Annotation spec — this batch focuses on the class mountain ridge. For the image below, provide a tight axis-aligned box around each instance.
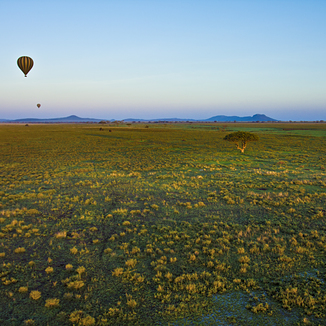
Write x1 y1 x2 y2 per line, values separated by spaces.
205 114 277 122
0 113 278 123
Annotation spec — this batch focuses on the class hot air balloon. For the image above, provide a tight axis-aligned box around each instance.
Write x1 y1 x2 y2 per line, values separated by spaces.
37 103 41 108
17 56 34 77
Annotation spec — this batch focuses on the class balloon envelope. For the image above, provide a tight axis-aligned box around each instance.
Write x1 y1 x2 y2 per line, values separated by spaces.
17 56 33 77
37 103 41 108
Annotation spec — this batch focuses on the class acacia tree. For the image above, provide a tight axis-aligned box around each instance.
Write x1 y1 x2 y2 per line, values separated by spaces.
223 131 259 153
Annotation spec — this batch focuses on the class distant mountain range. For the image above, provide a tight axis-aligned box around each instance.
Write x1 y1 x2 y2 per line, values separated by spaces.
206 114 277 122
0 114 278 123
125 114 277 122
0 115 103 123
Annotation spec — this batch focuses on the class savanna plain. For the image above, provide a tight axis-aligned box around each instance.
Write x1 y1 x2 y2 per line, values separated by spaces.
0 122 325 326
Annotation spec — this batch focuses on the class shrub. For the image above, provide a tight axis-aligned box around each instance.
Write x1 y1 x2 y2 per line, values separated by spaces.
30 291 41 300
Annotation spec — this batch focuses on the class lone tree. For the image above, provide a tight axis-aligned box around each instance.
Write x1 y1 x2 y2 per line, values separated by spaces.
223 131 259 153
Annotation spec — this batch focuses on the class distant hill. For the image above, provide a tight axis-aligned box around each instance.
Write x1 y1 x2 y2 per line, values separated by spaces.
10 115 106 123
1 114 278 123
124 114 277 122
205 114 277 122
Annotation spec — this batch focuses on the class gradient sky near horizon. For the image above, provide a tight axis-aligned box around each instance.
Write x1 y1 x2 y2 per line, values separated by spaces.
1 0 325 121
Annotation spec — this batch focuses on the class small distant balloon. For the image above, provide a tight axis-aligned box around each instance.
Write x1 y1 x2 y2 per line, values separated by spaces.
37 103 41 108
17 56 34 77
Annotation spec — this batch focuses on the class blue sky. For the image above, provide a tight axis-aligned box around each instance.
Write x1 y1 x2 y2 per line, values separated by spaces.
1 0 325 120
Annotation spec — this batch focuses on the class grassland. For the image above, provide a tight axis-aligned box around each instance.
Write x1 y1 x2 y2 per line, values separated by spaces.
0 122 325 326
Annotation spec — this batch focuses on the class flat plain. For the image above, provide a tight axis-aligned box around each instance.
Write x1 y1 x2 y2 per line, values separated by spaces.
0 122 325 325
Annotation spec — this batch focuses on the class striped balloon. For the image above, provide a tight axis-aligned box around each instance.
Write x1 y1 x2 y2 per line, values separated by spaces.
17 56 34 77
